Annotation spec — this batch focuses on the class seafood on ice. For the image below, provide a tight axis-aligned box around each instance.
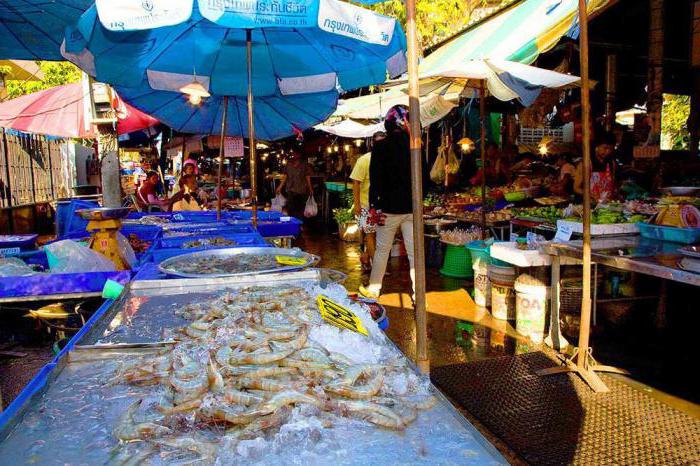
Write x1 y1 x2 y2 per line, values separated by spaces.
109 285 435 463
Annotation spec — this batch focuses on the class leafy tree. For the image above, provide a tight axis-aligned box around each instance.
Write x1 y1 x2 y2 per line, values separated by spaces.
372 0 512 51
661 94 690 151
1 61 81 100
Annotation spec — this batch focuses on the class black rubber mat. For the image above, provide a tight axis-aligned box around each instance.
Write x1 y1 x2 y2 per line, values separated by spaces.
431 352 700 465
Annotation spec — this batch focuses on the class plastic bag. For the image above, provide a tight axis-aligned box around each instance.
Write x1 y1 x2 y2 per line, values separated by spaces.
116 232 137 268
304 196 318 217
430 148 446 183
271 194 286 212
0 257 38 277
44 240 116 273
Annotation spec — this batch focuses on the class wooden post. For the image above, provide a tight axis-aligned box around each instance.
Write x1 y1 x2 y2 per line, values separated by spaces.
216 96 229 221
647 0 665 144
604 54 617 132
479 83 487 239
537 0 628 392
406 0 429 374
246 29 258 228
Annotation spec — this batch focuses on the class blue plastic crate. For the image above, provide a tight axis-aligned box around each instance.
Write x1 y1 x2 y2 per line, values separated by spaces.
156 232 264 249
150 234 269 263
59 199 100 238
161 223 256 237
0 363 57 431
0 234 38 253
227 209 282 221
637 222 700 244
256 217 303 237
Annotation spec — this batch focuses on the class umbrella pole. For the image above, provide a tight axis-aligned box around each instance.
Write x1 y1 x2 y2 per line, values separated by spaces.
406 0 429 374
217 96 229 220
536 0 621 392
246 29 258 229
479 82 487 239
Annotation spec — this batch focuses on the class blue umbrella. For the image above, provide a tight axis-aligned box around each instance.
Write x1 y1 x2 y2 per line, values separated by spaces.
0 0 91 60
115 81 338 141
62 0 407 219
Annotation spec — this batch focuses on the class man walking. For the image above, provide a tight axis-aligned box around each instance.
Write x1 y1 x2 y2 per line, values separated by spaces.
359 106 416 299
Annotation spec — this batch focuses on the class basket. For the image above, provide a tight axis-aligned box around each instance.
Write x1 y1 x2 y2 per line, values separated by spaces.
560 276 603 315
637 222 700 244
440 244 473 278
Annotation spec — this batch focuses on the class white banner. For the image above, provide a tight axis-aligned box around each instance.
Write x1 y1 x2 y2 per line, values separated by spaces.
318 0 395 46
199 0 318 28
96 0 193 31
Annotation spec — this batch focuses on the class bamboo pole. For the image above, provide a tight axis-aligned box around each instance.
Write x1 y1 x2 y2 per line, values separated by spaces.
479 83 487 239
247 29 258 229
216 96 229 220
406 0 429 373
577 0 594 373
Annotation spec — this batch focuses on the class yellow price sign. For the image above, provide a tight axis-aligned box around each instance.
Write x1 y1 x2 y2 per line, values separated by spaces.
275 255 307 266
317 295 368 336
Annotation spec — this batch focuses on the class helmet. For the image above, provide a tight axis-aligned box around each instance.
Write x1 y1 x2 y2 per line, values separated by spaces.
384 105 409 132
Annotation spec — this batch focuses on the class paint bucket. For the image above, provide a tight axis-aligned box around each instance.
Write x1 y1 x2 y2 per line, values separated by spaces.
489 263 516 320
473 259 491 307
514 274 549 343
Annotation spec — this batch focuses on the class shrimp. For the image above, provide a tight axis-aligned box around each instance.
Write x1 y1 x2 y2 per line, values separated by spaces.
248 390 322 416
237 377 287 392
224 388 265 406
334 400 405 430
157 398 202 415
207 357 224 394
232 365 297 378
228 347 295 365
325 366 384 399
154 434 218 462
113 400 172 442
199 404 257 425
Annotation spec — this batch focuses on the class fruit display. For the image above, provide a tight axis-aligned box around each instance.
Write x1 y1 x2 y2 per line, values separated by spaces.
511 206 564 223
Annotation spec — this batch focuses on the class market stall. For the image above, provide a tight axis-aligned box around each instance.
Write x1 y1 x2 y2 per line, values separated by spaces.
0 267 506 464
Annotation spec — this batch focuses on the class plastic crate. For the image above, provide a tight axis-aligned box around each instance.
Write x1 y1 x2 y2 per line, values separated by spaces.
227 210 283 221
161 223 256 237
0 234 38 252
59 199 100 238
637 222 700 244
256 217 303 237
156 232 266 249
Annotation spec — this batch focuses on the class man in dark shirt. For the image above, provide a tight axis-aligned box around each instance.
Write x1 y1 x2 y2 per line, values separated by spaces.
276 150 312 219
360 105 416 299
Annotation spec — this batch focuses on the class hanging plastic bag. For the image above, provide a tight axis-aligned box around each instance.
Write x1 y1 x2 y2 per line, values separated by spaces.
44 240 116 273
116 232 137 268
304 196 318 217
446 145 461 175
430 148 446 183
271 194 286 212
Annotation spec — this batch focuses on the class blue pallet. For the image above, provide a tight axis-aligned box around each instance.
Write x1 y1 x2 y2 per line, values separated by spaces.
156 232 264 249
256 217 303 237
150 236 269 263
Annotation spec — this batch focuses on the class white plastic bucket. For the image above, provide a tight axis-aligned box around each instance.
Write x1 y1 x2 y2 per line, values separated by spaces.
473 260 491 307
489 264 516 320
514 282 549 343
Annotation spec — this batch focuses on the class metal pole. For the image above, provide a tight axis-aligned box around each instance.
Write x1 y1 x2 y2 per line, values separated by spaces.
216 96 229 220
406 0 429 374
479 84 487 239
577 0 593 371
247 29 258 228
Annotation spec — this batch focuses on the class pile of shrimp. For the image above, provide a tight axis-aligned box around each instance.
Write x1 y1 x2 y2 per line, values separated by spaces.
109 285 435 464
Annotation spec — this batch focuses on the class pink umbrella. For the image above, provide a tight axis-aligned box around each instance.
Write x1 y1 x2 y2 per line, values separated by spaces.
0 82 158 138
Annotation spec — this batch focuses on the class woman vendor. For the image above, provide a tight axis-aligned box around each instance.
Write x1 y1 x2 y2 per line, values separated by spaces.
574 134 617 202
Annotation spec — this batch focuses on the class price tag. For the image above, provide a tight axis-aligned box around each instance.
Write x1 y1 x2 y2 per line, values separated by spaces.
275 255 307 266
554 224 573 243
317 295 368 336
0 247 20 257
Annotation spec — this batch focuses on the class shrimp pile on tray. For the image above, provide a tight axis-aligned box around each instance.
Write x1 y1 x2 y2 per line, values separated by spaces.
164 253 283 275
110 286 435 463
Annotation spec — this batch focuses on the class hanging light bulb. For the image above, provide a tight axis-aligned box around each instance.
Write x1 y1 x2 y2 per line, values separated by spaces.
458 137 474 153
333 145 339 153
180 80 210 106
343 144 350 151
326 147 332 154
354 139 362 147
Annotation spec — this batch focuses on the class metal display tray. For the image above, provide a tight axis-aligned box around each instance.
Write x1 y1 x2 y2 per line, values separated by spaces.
157 246 320 278
0 274 506 465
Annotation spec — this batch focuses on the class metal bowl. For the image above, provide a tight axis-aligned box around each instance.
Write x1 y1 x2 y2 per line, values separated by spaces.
75 207 131 221
659 186 700 196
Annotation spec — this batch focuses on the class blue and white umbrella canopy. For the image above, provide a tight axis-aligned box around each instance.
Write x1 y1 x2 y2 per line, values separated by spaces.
62 0 407 99
115 81 338 140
